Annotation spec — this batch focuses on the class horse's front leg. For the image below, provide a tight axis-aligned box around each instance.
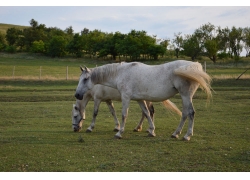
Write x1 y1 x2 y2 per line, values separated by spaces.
114 98 130 139
137 100 156 137
105 100 120 132
86 98 102 132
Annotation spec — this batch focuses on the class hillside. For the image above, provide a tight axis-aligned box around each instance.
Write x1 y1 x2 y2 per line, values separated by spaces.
0 23 29 34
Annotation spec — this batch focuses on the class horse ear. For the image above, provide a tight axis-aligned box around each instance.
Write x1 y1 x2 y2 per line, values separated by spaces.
84 66 90 72
80 66 84 72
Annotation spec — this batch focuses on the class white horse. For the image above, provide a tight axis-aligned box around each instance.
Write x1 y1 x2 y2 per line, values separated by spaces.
75 60 212 141
72 84 181 133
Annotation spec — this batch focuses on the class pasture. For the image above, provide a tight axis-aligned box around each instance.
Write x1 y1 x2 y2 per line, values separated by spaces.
0 53 250 172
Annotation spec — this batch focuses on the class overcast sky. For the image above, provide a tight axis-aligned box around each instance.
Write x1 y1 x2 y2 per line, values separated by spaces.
1 1 250 55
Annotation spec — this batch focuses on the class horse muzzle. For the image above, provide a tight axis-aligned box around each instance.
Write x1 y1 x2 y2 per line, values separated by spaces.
75 93 83 100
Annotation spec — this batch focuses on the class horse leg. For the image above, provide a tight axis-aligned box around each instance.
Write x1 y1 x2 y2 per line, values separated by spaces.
114 98 130 139
137 100 156 137
134 101 154 132
183 101 195 141
133 112 144 132
105 100 120 132
86 98 101 132
171 96 195 141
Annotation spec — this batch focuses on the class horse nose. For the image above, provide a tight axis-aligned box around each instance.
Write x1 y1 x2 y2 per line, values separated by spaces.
75 93 81 100
73 127 79 132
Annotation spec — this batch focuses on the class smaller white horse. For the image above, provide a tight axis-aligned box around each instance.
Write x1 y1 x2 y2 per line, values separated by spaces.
72 84 181 133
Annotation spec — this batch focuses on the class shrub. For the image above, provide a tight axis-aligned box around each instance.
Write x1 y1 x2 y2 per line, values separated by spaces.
31 40 45 53
5 45 16 53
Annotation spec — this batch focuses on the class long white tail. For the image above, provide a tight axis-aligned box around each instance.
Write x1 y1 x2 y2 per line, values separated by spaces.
174 62 212 101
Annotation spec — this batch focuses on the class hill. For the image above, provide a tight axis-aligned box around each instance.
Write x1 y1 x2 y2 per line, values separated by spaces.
0 23 29 34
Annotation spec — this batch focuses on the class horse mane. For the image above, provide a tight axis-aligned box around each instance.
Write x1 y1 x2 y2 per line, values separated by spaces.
91 63 122 84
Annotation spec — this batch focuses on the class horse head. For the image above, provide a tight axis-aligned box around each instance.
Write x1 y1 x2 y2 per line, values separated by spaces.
75 66 93 100
72 104 84 132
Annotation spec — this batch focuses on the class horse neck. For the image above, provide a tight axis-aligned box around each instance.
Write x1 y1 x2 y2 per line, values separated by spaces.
91 64 118 88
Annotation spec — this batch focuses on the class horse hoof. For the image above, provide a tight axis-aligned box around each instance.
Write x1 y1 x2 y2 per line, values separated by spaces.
113 128 120 132
86 129 92 133
183 137 191 141
114 135 122 139
133 128 142 132
171 134 179 138
147 133 156 137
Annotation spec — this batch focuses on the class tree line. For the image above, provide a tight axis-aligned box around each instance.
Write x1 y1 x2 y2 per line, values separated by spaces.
0 19 250 63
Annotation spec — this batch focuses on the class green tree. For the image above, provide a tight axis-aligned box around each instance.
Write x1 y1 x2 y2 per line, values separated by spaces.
6 27 21 46
148 44 166 60
67 33 84 57
243 27 250 57
229 26 243 59
23 19 47 51
0 32 7 51
182 34 203 60
204 39 219 63
31 40 45 53
46 35 67 57
172 32 183 58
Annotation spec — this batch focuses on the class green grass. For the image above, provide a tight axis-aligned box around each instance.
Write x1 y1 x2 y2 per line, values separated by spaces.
0 53 250 172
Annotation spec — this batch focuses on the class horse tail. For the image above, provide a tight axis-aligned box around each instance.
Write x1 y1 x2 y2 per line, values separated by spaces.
174 62 212 101
162 100 182 116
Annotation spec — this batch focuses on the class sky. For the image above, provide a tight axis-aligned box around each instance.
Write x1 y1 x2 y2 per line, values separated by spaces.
1 1 250 55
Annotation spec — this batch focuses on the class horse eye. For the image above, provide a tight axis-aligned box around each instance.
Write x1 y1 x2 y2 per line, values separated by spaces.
83 78 88 83
74 115 77 118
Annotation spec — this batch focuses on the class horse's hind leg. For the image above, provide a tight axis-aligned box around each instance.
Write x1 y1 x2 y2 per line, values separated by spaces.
171 96 195 141
134 101 154 132
133 113 144 132
136 100 156 137
105 100 120 132
86 98 102 132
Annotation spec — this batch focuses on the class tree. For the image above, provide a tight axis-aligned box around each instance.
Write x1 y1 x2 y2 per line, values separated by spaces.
0 32 7 51
182 34 203 60
243 27 250 57
229 26 243 59
148 44 166 60
22 19 47 51
67 33 84 57
172 32 183 58
204 39 219 63
6 27 21 46
46 36 67 57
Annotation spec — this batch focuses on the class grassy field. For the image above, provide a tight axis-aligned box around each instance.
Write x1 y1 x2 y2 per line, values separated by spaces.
0 53 250 172
0 23 28 34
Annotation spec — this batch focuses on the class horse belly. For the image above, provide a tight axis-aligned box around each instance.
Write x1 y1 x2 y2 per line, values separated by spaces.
131 85 177 102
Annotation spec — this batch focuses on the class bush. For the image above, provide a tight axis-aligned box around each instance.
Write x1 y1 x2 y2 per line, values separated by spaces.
31 40 45 53
5 45 16 53
217 52 229 59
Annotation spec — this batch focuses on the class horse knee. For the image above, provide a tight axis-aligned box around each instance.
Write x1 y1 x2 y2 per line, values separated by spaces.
189 109 195 119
